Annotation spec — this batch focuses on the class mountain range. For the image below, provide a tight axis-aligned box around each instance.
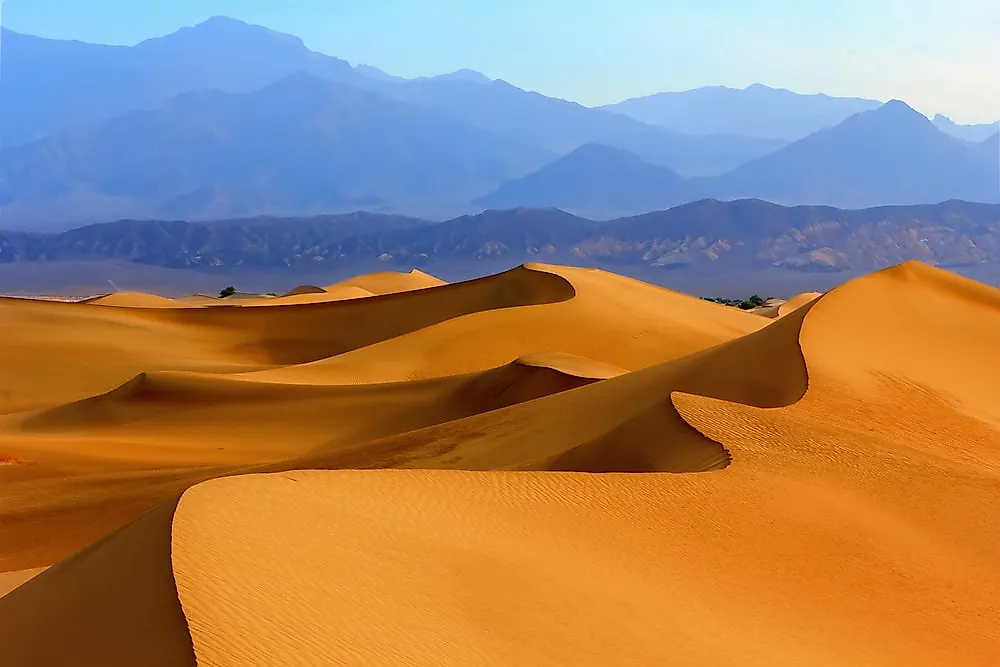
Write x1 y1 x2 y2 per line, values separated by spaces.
0 16 997 229
4 200 999 280
477 102 998 215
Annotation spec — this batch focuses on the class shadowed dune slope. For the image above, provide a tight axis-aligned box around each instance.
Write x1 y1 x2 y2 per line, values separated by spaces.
282 284 327 297
0 498 195 667
248 285 375 305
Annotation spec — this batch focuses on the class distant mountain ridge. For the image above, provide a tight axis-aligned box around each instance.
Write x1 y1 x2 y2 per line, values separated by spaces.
933 115 1000 143
0 17 392 146
708 100 999 208
602 84 881 141
4 200 1000 277
0 16 781 177
478 101 999 213
603 83 996 142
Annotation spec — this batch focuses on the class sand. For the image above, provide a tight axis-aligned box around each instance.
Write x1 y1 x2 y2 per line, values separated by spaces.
1 260 998 665
327 268 447 295
751 290 823 318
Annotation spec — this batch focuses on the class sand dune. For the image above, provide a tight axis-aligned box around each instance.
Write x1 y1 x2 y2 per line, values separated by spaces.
1 260 999 665
327 268 447 295
81 291 199 308
752 290 823 318
282 284 327 297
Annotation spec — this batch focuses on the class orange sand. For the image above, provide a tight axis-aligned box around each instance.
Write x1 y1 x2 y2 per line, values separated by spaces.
1 261 998 665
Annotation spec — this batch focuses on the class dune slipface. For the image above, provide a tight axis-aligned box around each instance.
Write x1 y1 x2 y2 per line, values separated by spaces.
1 261 999 665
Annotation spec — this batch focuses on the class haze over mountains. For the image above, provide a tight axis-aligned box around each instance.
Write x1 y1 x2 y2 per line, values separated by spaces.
0 16 997 229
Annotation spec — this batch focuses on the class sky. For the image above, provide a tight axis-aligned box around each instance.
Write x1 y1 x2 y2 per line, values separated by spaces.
2 0 998 123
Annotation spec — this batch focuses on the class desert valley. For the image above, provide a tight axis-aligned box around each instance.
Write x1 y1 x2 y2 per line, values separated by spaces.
1 260 999 665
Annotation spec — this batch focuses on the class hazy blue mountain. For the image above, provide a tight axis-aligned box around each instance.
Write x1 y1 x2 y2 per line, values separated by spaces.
710 101 1000 208
1 18 781 177
933 115 1000 143
0 16 389 146
420 69 494 84
385 78 784 176
0 74 551 227
475 144 700 217
977 133 999 159
602 84 882 141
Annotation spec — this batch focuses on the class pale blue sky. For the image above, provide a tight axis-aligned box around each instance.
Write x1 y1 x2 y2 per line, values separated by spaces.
2 0 998 123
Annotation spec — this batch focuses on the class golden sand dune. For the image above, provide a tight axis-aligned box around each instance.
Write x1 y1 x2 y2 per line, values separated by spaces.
1 260 999 665
752 290 823 318
80 291 200 308
282 284 327 297
327 268 447 295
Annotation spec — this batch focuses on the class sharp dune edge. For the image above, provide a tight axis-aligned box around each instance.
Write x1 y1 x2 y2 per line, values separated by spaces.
1 261 999 665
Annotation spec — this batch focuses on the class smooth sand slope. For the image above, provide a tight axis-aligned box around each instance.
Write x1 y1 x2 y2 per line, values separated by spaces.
751 290 823 318
327 268 447 295
1 261 998 665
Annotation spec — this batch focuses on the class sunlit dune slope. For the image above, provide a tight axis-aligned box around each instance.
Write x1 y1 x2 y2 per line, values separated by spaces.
326 268 447 295
752 290 823 318
777 290 823 316
80 292 200 308
4 457 998 666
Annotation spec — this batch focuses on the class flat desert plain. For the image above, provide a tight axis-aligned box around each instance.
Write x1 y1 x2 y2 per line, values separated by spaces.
1 261 998 666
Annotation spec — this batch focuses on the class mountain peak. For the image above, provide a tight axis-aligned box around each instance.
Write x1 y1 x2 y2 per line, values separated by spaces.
430 69 493 84
199 15 250 28
141 15 305 50
566 143 641 160
880 99 924 117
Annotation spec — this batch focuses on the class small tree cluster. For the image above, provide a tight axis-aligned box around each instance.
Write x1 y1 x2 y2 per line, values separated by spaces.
703 294 769 310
